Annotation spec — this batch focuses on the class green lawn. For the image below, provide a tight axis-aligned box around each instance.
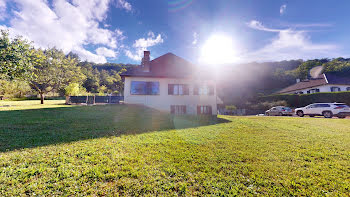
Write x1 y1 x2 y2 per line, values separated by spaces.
0 101 349 196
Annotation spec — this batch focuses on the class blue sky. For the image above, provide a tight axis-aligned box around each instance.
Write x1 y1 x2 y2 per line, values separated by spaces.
0 0 349 64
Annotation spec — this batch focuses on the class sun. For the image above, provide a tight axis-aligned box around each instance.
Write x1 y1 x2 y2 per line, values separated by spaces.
199 34 239 65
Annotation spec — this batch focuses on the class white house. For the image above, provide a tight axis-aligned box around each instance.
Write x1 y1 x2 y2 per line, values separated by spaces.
278 73 350 94
121 51 220 115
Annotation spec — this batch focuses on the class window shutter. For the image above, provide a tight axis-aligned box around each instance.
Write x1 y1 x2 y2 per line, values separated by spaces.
209 85 214 95
208 106 212 115
168 84 173 95
197 106 201 114
171 105 175 114
194 85 199 95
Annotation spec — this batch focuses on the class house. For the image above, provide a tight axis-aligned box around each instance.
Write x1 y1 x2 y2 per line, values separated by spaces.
278 73 350 94
121 51 219 115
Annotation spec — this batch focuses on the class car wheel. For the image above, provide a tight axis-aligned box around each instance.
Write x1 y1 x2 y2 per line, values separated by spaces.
297 110 304 117
323 111 333 118
279 112 283 116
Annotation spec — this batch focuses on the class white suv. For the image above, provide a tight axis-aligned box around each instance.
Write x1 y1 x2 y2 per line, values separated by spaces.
295 103 350 118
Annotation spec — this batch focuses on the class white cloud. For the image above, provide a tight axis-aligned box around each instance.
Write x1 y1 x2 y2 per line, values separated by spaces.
125 32 164 61
247 20 281 32
73 47 107 63
280 4 287 15
96 47 116 58
0 0 7 20
116 0 132 12
192 32 198 45
1 0 123 63
245 20 339 62
115 28 126 40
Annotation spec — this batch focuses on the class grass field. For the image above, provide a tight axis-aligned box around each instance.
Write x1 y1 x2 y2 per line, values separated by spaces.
0 100 349 196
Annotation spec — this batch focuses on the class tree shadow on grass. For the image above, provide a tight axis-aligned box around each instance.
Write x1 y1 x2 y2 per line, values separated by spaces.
0 104 230 152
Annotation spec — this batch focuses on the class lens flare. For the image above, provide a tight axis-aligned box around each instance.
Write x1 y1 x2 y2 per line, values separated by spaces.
168 0 194 12
199 34 239 65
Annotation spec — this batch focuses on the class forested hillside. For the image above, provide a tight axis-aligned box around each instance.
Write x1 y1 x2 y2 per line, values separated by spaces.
217 58 350 106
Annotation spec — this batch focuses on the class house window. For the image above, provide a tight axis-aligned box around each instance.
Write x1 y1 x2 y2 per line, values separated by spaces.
307 89 320 94
130 81 159 95
197 105 212 115
330 87 341 92
168 84 189 95
171 105 186 114
193 84 214 95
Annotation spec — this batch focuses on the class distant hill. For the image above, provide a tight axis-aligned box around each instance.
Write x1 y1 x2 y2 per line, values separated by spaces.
216 57 350 106
78 62 138 72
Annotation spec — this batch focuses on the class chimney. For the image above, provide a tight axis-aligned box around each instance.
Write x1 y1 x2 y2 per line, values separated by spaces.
296 78 301 83
141 51 150 72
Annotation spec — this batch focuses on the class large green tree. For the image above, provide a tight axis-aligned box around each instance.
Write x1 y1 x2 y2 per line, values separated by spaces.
0 30 35 79
29 48 86 104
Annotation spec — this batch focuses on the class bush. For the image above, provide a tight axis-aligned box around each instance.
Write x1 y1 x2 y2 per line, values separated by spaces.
249 100 288 110
65 83 87 96
0 79 33 98
257 91 350 107
225 105 237 111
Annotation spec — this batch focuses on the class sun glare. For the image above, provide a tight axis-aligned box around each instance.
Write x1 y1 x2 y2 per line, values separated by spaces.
199 34 239 65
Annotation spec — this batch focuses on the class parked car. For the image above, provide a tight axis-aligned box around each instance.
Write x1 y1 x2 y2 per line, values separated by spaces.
295 103 350 118
265 106 293 116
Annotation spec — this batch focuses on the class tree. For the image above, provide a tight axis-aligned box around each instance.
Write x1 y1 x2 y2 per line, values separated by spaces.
79 62 125 95
65 83 87 96
29 48 86 104
294 59 329 79
0 30 35 79
97 85 107 95
80 65 100 93
0 79 32 98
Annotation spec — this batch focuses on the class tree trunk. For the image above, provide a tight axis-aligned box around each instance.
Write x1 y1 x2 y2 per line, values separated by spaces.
40 93 44 104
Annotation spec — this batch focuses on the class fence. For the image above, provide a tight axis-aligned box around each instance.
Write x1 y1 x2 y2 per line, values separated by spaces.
66 96 124 105
218 109 266 116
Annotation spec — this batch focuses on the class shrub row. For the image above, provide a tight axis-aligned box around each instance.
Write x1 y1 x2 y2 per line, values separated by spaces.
257 91 350 108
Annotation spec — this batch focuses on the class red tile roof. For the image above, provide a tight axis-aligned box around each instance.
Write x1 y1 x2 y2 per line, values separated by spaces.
278 75 327 94
121 53 212 79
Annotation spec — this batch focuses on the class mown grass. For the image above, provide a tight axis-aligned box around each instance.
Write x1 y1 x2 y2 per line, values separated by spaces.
0 100 349 196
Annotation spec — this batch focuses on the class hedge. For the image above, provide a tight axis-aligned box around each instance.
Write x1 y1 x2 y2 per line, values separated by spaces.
257 91 350 108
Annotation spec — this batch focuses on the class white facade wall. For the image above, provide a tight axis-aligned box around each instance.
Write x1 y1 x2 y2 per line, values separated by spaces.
285 84 350 94
124 77 217 115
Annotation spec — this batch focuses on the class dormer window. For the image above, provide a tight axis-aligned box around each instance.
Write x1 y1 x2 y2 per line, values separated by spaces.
330 87 341 92
307 89 320 94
